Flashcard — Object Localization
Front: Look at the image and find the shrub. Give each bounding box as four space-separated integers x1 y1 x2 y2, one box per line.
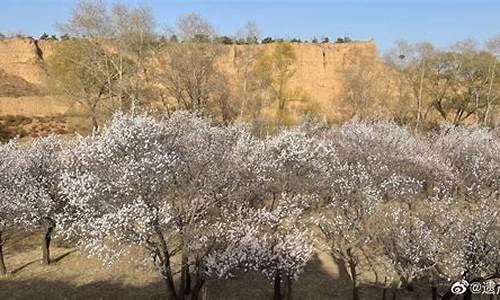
261 36 274 44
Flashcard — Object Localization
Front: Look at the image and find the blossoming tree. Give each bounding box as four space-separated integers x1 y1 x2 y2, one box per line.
0 140 19 275
318 121 447 300
433 125 500 300
0 136 65 267
59 113 181 298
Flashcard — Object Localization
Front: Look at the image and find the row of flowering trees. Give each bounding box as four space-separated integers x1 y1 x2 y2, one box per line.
0 112 499 299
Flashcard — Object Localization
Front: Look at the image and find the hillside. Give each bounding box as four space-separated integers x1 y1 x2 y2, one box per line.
0 38 48 85
0 69 40 98
0 37 384 99
0 38 392 139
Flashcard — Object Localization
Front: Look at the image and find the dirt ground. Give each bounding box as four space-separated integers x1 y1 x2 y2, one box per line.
0 232 464 300
0 96 89 142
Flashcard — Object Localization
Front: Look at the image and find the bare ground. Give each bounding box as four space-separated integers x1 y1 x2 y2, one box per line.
0 232 459 300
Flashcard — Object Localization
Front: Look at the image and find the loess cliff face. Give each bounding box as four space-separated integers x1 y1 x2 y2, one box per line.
0 38 392 139
218 40 390 122
251 41 385 120
0 38 48 85
0 38 74 141
0 37 384 99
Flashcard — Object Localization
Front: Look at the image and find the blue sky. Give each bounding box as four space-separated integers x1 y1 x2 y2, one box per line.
1 0 499 52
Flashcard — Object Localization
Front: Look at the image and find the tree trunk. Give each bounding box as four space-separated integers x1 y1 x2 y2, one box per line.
161 257 177 300
274 271 282 300
350 264 360 300
285 276 293 300
416 62 425 130
483 59 496 124
382 276 389 300
347 252 360 300
180 251 191 299
153 227 177 300
162 274 178 300
363 247 379 283
403 276 414 291
41 217 56 265
431 284 438 300
190 277 205 300
392 289 397 300
91 113 99 132
0 231 6 275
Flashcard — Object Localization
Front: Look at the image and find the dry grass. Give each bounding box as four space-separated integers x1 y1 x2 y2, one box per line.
0 95 92 141
0 232 458 300
0 114 82 142
0 96 70 117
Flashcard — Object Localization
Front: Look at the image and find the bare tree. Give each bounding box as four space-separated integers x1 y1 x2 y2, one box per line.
47 39 128 130
484 36 500 125
425 42 499 125
235 21 260 44
342 48 389 121
387 39 500 127
233 21 265 120
384 41 437 128
54 0 157 126
176 13 215 42
254 43 302 125
109 3 156 107
156 14 233 122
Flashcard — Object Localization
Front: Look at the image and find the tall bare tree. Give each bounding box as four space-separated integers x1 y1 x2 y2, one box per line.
47 39 132 130
109 3 156 107
156 13 233 122
426 40 499 125
484 36 500 125
233 21 265 120
254 43 301 125
53 0 156 128
342 48 387 121
384 41 436 128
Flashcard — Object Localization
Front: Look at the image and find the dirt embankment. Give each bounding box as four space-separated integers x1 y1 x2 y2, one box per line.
0 38 48 85
0 38 79 141
0 37 382 100
0 38 389 140
0 69 39 98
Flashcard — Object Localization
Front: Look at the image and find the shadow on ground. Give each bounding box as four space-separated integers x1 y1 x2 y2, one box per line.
0 279 166 300
0 251 463 300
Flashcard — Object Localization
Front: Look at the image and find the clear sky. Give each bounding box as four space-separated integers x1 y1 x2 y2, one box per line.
1 0 499 52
